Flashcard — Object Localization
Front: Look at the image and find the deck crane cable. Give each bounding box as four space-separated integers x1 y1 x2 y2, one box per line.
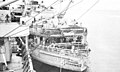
57 0 84 19
2 0 94 62
2 0 60 37
77 0 99 20
7 0 85 37
1 0 90 61
3 0 85 37
27 0 96 54
36 0 84 24
4 0 74 37
4 0 84 37
68 0 84 9
57 0 73 19
35 0 84 25
24 0 59 25
3 0 85 46
2 0 66 46
7 28 29 37
4 0 85 39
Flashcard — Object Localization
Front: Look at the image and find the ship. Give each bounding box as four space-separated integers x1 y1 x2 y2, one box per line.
0 0 54 71
28 0 91 72
0 0 92 71
0 0 35 71
29 19 91 72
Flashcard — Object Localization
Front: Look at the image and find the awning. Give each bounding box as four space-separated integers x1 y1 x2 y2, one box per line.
0 23 29 37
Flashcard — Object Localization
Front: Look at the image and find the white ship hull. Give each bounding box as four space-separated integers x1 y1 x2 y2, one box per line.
31 48 88 71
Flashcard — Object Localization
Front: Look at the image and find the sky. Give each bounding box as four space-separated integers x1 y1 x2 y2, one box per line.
93 0 120 10
35 0 120 10
76 0 120 72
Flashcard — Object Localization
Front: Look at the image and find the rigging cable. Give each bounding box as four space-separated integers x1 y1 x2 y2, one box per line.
1 0 86 53
24 0 60 25
7 28 29 37
57 0 84 19
36 0 84 24
68 0 84 10
57 0 73 18
1 0 99 58
5 0 85 37
6 1 89 56
77 0 99 20
2 0 60 37
28 0 99 50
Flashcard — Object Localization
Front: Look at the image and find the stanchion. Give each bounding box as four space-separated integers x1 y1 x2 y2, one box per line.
19 36 36 72
0 46 8 71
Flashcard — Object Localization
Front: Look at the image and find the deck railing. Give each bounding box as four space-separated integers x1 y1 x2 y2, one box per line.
33 43 90 58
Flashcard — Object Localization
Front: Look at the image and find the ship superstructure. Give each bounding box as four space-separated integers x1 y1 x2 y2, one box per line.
27 0 91 72
30 23 90 71
0 0 93 72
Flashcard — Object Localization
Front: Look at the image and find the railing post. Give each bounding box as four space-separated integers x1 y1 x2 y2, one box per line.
20 36 36 72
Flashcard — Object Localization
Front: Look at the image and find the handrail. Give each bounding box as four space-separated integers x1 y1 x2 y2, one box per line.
36 43 89 58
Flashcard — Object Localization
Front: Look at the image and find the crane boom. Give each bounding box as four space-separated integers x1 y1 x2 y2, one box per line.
57 0 73 19
0 0 19 7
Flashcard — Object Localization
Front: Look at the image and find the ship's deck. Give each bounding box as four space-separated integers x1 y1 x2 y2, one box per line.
2 53 23 72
